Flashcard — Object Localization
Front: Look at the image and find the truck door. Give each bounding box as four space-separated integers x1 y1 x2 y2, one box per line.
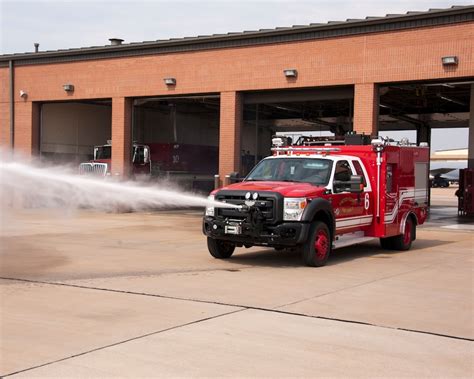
350 158 373 218
331 159 372 233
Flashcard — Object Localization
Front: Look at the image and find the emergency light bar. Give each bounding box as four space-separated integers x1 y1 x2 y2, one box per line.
272 137 284 147
271 147 341 156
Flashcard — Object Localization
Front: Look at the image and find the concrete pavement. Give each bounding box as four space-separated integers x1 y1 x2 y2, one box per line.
1 190 473 377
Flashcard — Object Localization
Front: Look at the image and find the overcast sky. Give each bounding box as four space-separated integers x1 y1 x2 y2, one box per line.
1 0 466 54
0 0 470 151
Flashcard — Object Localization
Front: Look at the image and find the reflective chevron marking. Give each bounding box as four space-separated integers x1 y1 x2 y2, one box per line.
384 188 416 224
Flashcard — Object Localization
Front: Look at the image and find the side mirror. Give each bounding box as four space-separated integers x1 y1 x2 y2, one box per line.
229 172 242 183
143 146 150 164
333 175 364 193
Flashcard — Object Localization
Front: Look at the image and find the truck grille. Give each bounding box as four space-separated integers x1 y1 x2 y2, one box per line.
215 191 282 223
79 163 108 176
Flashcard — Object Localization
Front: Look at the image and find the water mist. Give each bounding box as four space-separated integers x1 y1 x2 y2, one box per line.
0 157 238 213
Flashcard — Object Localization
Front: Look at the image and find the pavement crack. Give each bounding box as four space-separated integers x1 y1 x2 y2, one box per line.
2 307 245 377
274 263 437 309
1 275 472 351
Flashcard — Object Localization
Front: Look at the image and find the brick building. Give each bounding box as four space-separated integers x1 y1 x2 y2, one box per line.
1 6 473 188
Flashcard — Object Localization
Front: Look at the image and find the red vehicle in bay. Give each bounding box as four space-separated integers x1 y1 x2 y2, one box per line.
203 135 430 267
79 141 218 191
79 142 151 177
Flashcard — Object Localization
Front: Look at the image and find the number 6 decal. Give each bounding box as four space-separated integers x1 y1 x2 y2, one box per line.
364 193 370 210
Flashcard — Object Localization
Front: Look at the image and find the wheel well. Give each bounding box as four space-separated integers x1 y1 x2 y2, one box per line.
313 211 333 239
408 212 418 225
406 212 417 240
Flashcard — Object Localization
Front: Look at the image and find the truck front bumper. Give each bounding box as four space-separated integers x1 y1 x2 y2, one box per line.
203 216 310 247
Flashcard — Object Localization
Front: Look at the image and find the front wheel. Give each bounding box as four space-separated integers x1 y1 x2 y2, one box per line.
207 238 235 259
302 221 331 267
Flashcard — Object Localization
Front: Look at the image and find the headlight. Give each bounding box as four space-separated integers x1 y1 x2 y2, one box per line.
205 195 215 216
283 197 307 221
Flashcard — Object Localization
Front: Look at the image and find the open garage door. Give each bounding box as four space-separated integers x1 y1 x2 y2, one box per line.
378 80 473 208
379 81 471 134
133 95 219 192
241 86 353 175
379 80 472 183
40 100 111 165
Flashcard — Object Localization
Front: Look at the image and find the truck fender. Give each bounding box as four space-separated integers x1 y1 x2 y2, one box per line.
399 211 418 239
302 198 335 238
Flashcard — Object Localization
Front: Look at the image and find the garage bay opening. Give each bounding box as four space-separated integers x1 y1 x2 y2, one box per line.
133 95 220 193
241 87 354 176
39 100 112 165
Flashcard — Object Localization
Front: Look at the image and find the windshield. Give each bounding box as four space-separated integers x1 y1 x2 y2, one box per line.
246 158 333 185
94 146 111 160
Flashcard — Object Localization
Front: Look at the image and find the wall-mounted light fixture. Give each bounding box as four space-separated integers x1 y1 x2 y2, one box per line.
63 84 75 92
283 69 298 78
441 56 458 66
19 90 28 99
164 77 176 86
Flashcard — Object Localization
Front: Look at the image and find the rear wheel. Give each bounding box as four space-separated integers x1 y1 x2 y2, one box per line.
302 221 331 267
207 237 235 259
380 217 415 251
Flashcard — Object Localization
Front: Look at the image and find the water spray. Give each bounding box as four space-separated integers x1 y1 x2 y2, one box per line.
0 160 239 212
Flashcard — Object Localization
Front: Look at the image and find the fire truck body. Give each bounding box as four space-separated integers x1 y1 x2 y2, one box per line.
203 137 429 266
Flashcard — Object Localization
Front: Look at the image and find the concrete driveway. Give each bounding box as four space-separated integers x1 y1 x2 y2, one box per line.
1 201 473 377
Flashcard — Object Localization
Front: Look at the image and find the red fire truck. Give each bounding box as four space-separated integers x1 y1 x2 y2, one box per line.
203 135 430 267
79 141 218 191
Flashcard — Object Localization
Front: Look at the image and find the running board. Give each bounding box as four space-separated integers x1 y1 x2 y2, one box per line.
333 231 376 250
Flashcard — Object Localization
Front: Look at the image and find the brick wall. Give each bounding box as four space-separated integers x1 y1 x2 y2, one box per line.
3 23 472 107
2 22 473 168
219 92 242 179
0 101 9 148
111 97 132 177
0 67 10 148
353 83 378 135
13 101 40 157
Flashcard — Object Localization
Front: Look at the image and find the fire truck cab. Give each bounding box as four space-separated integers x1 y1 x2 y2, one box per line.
203 135 430 267
79 141 151 177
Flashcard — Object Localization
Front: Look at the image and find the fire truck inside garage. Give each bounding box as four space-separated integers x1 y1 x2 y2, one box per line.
39 96 220 193
132 95 220 192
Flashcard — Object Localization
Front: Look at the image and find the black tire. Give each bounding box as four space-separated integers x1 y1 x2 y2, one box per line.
207 237 235 259
379 237 394 250
302 221 331 267
380 217 415 251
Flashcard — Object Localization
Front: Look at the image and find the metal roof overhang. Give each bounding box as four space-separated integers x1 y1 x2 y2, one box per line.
0 6 473 67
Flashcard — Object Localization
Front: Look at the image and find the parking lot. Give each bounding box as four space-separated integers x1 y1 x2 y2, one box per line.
1 188 473 377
